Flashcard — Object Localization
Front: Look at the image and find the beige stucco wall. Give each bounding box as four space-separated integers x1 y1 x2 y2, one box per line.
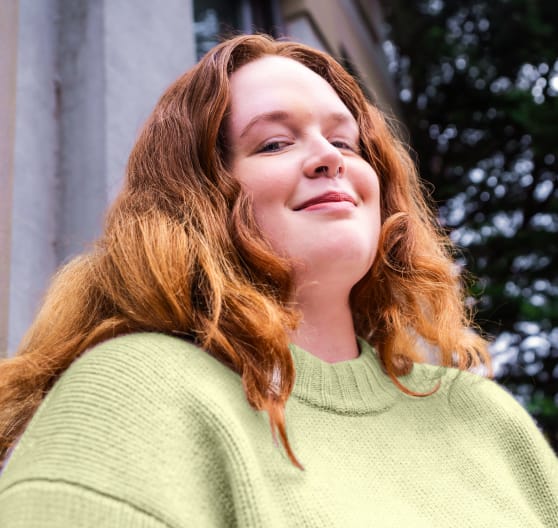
281 0 398 113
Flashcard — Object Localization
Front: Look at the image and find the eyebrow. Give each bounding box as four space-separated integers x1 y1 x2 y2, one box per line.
238 110 356 138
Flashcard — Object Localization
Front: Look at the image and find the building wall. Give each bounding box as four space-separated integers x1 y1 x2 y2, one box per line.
0 0 19 358
1 0 394 357
282 0 397 113
8 0 60 356
2 0 196 356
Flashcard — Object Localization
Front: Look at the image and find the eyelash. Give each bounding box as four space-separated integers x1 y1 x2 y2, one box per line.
258 139 357 154
330 140 355 151
259 141 290 153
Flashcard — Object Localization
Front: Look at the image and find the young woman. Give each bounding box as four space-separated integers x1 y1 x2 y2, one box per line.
0 34 556 527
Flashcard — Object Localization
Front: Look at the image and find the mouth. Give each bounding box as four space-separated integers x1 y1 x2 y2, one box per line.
294 191 357 211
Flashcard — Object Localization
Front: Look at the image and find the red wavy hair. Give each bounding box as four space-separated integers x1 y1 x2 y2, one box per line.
0 34 491 469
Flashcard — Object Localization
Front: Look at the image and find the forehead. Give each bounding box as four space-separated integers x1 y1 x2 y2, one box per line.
230 55 332 89
228 56 354 128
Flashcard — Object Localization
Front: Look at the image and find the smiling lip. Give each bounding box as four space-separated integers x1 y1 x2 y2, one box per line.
294 191 357 211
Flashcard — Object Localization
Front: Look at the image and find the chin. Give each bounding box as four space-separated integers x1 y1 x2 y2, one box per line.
295 243 377 280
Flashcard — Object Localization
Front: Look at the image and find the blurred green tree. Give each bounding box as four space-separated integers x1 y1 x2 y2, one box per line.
380 0 558 450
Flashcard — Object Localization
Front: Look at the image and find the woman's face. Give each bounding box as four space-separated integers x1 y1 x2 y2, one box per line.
228 55 381 288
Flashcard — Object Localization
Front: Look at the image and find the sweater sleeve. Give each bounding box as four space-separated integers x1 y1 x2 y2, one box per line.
500 403 558 526
496 391 558 525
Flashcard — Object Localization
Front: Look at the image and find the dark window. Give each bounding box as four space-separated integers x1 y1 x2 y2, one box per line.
194 0 283 60
194 1 241 60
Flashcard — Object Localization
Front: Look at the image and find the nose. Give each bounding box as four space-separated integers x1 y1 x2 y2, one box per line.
303 137 345 179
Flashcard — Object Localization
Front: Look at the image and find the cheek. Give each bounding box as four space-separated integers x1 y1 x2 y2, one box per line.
237 162 294 210
248 206 294 260
353 163 381 212
234 165 290 246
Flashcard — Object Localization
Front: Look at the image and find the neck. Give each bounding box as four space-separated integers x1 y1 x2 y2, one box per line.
289 284 359 363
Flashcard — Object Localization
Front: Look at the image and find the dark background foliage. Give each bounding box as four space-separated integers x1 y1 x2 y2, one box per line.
380 0 558 450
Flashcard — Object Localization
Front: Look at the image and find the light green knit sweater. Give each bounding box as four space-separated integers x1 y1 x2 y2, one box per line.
0 332 556 527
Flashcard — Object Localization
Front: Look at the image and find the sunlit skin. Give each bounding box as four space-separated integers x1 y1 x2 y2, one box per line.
229 56 381 362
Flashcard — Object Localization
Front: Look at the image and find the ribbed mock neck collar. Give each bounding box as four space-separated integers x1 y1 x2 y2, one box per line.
288 338 401 414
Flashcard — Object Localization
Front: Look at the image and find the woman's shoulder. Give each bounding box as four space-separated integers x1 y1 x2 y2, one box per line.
1 333 251 475
403 361 557 482
405 358 520 409
0 333 269 525
427 362 532 422
58 332 243 405
407 360 528 419
0 333 261 511
73 331 233 378
409 360 556 454
35 331 255 439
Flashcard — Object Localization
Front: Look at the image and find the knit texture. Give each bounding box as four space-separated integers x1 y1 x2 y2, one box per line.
0 332 556 527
